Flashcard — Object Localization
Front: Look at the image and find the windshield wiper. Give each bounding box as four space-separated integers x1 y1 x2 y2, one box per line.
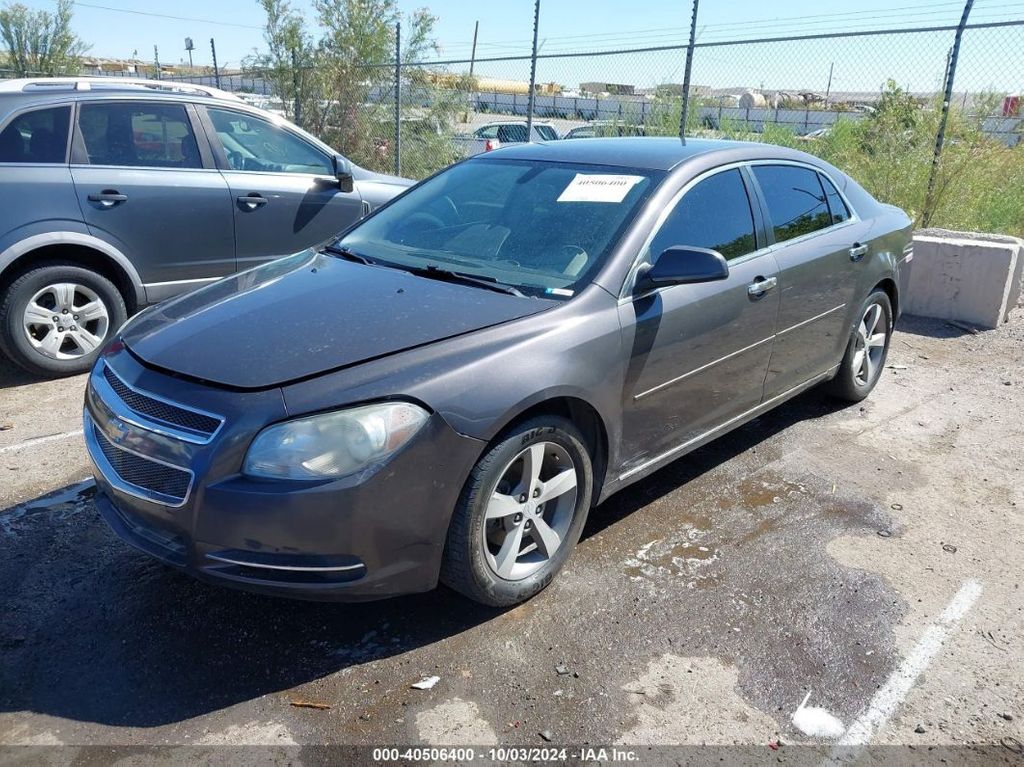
322 243 374 265
406 265 525 297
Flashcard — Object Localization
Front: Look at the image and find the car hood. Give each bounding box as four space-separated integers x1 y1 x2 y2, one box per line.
122 251 552 389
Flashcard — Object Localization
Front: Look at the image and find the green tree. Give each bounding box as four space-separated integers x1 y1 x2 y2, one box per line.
0 0 88 77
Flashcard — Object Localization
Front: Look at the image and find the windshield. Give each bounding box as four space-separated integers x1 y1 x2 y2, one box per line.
339 159 661 298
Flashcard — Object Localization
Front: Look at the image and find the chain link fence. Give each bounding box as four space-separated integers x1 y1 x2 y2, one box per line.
4 19 1022 233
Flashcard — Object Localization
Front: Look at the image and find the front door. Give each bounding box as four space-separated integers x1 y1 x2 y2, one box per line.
618 167 780 474
201 106 364 271
70 101 235 291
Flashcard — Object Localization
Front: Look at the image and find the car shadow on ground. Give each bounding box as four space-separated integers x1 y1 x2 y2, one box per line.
0 359 38 390
0 388 851 729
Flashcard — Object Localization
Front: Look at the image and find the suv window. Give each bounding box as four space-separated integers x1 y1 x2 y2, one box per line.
207 107 331 175
0 105 71 164
753 165 833 243
819 173 851 224
534 125 559 141
496 124 528 143
476 125 500 139
649 168 757 262
78 103 202 169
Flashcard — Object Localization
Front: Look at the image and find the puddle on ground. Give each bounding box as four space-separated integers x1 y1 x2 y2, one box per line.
0 481 96 538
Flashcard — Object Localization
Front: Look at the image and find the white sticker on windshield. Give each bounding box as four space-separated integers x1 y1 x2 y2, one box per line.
557 173 644 203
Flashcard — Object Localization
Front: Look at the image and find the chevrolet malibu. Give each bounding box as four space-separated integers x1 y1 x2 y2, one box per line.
84 138 912 606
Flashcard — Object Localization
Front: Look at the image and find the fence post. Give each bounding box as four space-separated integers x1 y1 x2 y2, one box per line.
525 0 540 139
210 38 221 89
291 48 302 128
678 0 700 139
153 46 160 80
922 0 974 228
394 21 401 177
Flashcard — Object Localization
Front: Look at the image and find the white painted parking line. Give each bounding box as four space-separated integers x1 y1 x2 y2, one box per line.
0 429 84 454
823 579 983 763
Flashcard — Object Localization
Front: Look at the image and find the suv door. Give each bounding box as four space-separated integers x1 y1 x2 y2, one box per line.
200 106 363 270
749 163 869 398
618 167 780 473
70 100 235 294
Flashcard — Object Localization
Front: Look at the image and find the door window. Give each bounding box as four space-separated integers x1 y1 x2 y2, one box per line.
0 105 71 164
534 125 559 141
819 173 851 224
476 125 500 139
78 103 202 169
206 107 331 175
753 165 833 243
496 124 528 143
648 168 757 262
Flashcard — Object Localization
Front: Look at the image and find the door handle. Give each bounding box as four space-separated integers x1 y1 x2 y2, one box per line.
849 243 869 261
87 190 128 208
237 194 269 210
747 276 778 297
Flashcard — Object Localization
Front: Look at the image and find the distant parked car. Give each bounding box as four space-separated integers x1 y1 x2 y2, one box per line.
564 121 647 139
0 77 412 376
454 120 559 156
84 137 912 607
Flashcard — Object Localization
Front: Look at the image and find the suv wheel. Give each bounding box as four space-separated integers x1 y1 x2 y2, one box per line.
441 416 594 606
0 263 127 377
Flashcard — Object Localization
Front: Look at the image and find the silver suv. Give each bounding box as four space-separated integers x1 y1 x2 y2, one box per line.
0 77 412 376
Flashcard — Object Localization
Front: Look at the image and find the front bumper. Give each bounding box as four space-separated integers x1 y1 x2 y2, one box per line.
84 347 484 602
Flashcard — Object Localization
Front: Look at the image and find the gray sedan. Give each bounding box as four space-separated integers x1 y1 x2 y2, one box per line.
84 137 912 606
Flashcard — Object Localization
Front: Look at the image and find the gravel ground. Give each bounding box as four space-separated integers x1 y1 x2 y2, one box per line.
0 313 1021 764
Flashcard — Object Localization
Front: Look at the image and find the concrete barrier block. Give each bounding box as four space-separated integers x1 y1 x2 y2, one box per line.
904 229 1023 329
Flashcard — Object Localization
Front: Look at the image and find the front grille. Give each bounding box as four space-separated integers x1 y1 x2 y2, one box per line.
103 364 221 437
94 425 191 502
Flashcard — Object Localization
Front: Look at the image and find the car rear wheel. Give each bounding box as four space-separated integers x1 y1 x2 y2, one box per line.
826 289 892 402
441 416 594 606
0 263 126 378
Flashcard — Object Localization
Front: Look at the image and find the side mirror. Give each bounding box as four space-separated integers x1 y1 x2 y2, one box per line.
637 246 729 291
333 154 355 193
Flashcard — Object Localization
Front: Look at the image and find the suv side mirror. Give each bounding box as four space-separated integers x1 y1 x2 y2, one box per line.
636 246 729 292
333 154 355 193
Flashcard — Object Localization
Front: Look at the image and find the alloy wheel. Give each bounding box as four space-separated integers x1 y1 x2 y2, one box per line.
482 441 579 581
22 283 110 361
852 302 887 386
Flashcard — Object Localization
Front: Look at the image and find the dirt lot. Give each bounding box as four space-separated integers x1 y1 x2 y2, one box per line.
0 312 1021 764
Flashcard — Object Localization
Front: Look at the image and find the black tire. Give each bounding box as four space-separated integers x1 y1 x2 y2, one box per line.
0 263 127 378
826 289 893 402
440 416 594 607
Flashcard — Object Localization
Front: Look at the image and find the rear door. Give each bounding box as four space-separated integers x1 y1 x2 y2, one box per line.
200 106 363 271
617 166 780 473
70 100 235 291
749 163 870 398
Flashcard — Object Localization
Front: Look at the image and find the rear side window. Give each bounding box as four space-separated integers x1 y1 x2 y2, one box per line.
78 103 202 169
752 165 833 243
496 124 527 143
0 106 71 164
649 168 757 261
819 173 851 224
534 125 559 141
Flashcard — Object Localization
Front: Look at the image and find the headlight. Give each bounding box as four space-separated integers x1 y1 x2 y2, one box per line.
243 402 429 480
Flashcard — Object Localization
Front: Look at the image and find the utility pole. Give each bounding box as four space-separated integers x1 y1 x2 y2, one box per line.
469 20 479 80
210 38 221 89
153 45 160 79
185 37 194 71
525 0 540 138
394 21 402 176
679 0 700 140
923 0 974 227
824 61 834 107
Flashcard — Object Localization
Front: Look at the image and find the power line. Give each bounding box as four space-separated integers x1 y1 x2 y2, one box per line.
64 1 264 30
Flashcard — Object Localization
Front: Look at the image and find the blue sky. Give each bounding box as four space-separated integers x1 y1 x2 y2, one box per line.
14 0 1024 93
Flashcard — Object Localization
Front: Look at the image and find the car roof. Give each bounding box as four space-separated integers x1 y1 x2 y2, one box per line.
484 136 828 172
0 77 242 107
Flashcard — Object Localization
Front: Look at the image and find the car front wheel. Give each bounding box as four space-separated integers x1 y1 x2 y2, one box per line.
0 263 127 378
441 416 594 606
